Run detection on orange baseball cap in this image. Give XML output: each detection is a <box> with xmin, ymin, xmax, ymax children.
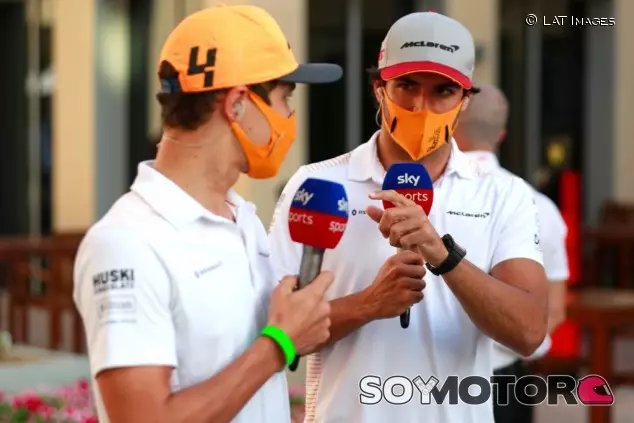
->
<box><xmin>158</xmin><ymin>5</ymin><xmax>342</xmax><ymax>93</ymax></box>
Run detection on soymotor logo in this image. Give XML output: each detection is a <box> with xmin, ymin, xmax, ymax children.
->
<box><xmin>360</xmin><ymin>374</ymin><xmax>614</xmax><ymax>406</ymax></box>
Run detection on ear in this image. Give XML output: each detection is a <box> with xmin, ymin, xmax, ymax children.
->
<box><xmin>223</xmin><ymin>85</ymin><xmax>248</xmax><ymax>122</ymax></box>
<box><xmin>461</xmin><ymin>96</ymin><xmax>470</xmax><ymax>111</ymax></box>
<box><xmin>373</xmin><ymin>81</ymin><xmax>383</xmax><ymax>101</ymax></box>
<box><xmin>498</xmin><ymin>129</ymin><xmax>507</xmax><ymax>143</ymax></box>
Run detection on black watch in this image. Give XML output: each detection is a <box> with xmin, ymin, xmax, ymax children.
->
<box><xmin>425</xmin><ymin>234</ymin><xmax>466</xmax><ymax>276</ymax></box>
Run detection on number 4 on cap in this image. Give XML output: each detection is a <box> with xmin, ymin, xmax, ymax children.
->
<box><xmin>187</xmin><ymin>46</ymin><xmax>217</xmax><ymax>88</ymax></box>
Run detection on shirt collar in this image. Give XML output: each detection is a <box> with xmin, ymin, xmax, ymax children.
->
<box><xmin>348</xmin><ymin>132</ymin><xmax>478</xmax><ymax>183</ymax></box>
<box><xmin>461</xmin><ymin>151</ymin><xmax>500</xmax><ymax>172</ymax></box>
<box><xmin>130</xmin><ymin>161</ymin><xmax>252</xmax><ymax>228</ymax></box>
<box><xmin>348</xmin><ymin>132</ymin><xmax>386</xmax><ymax>184</ymax></box>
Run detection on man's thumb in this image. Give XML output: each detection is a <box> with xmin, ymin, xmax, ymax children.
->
<box><xmin>366</xmin><ymin>205</ymin><xmax>384</xmax><ymax>223</ymax></box>
<box><xmin>304</xmin><ymin>270</ymin><xmax>334</xmax><ymax>297</ymax></box>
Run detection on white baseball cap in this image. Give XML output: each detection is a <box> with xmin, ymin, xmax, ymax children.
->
<box><xmin>377</xmin><ymin>11</ymin><xmax>475</xmax><ymax>89</ymax></box>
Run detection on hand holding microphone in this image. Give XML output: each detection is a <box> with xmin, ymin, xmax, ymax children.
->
<box><xmin>286</xmin><ymin>178</ymin><xmax>349</xmax><ymax>370</ymax></box>
<box><xmin>367</xmin><ymin>163</ymin><xmax>444</xmax><ymax>328</ymax></box>
<box><xmin>267</xmin><ymin>272</ymin><xmax>333</xmax><ymax>358</ymax></box>
<box><xmin>362</xmin><ymin>250</ymin><xmax>426</xmax><ymax>320</ymax></box>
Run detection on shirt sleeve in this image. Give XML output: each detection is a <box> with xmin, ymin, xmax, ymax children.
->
<box><xmin>491</xmin><ymin>176</ymin><xmax>544</xmax><ymax>268</ymax></box>
<box><xmin>267</xmin><ymin>168</ymin><xmax>308</xmax><ymax>282</ymax></box>
<box><xmin>535</xmin><ymin>194</ymin><xmax>570</xmax><ymax>282</ymax></box>
<box><xmin>73</xmin><ymin>227</ymin><xmax>177</xmax><ymax>377</ymax></box>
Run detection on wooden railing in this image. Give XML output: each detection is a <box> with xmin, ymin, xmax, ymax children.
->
<box><xmin>0</xmin><ymin>232</ymin><xmax>85</xmax><ymax>353</ymax></box>
<box><xmin>529</xmin><ymin>201</ymin><xmax>634</xmax><ymax>423</ymax></box>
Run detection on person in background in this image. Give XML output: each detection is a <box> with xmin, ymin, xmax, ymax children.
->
<box><xmin>453</xmin><ymin>82</ymin><xmax>569</xmax><ymax>423</ymax></box>
<box><xmin>73</xmin><ymin>5</ymin><xmax>342</xmax><ymax>423</ymax></box>
<box><xmin>269</xmin><ymin>11</ymin><xmax>548</xmax><ymax>423</ymax></box>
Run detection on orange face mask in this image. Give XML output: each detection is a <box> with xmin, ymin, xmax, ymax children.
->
<box><xmin>230</xmin><ymin>91</ymin><xmax>297</xmax><ymax>179</ymax></box>
<box><xmin>379</xmin><ymin>88</ymin><xmax>464</xmax><ymax>160</ymax></box>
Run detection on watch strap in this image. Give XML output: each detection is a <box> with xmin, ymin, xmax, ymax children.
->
<box><xmin>425</xmin><ymin>234</ymin><xmax>466</xmax><ymax>276</ymax></box>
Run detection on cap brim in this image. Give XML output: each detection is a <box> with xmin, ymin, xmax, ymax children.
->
<box><xmin>278</xmin><ymin>63</ymin><xmax>343</xmax><ymax>84</ymax></box>
<box><xmin>379</xmin><ymin>61</ymin><xmax>472</xmax><ymax>89</ymax></box>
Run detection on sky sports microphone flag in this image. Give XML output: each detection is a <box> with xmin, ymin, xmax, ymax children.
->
<box><xmin>287</xmin><ymin>177</ymin><xmax>349</xmax><ymax>371</ymax></box>
<box><xmin>382</xmin><ymin>162</ymin><xmax>434</xmax><ymax>214</ymax></box>
<box><xmin>288</xmin><ymin>178</ymin><xmax>349</xmax><ymax>252</ymax></box>
<box><xmin>382</xmin><ymin>163</ymin><xmax>434</xmax><ymax>329</ymax></box>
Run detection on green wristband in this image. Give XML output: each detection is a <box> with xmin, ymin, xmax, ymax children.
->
<box><xmin>260</xmin><ymin>325</ymin><xmax>296</xmax><ymax>367</ymax></box>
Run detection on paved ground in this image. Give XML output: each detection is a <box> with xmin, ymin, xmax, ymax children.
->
<box><xmin>0</xmin><ymin>345</ymin><xmax>90</xmax><ymax>393</ymax></box>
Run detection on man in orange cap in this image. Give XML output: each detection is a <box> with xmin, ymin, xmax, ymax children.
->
<box><xmin>73</xmin><ymin>5</ymin><xmax>342</xmax><ymax>423</ymax></box>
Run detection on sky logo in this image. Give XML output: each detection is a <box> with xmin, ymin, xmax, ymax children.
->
<box><xmin>293</xmin><ymin>188</ymin><xmax>314</xmax><ymax>206</ymax></box>
<box><xmin>397</xmin><ymin>174</ymin><xmax>420</xmax><ymax>185</ymax></box>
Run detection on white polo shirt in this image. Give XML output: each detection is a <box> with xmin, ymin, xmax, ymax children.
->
<box><xmin>463</xmin><ymin>151</ymin><xmax>569</xmax><ymax>368</ymax></box>
<box><xmin>268</xmin><ymin>133</ymin><xmax>544</xmax><ymax>423</ymax></box>
<box><xmin>73</xmin><ymin>161</ymin><xmax>290</xmax><ymax>423</ymax></box>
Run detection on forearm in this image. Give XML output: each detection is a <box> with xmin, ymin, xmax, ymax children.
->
<box><xmin>442</xmin><ymin>260</ymin><xmax>547</xmax><ymax>356</ymax></box>
<box><xmin>319</xmin><ymin>291</ymin><xmax>376</xmax><ymax>348</ymax></box>
<box><xmin>164</xmin><ymin>337</ymin><xmax>285</xmax><ymax>423</ymax></box>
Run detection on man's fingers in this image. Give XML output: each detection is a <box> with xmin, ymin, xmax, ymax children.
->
<box><xmin>370</xmin><ymin>190</ymin><xmax>417</xmax><ymax>207</ymax></box>
<box><xmin>369</xmin><ymin>190</ymin><xmax>410</xmax><ymax>206</ymax></box>
<box><xmin>369</xmin><ymin>190</ymin><xmax>416</xmax><ymax>207</ymax></box>
<box><xmin>393</xmin><ymin>250</ymin><xmax>424</xmax><ymax>266</ymax></box>
<box><xmin>378</xmin><ymin>208</ymin><xmax>407</xmax><ymax>237</ymax></box>
<box><xmin>302</xmin><ymin>270</ymin><xmax>334</xmax><ymax>298</ymax></box>
<box><xmin>379</xmin><ymin>207</ymin><xmax>426</xmax><ymax>237</ymax></box>
<box><xmin>403</xmin><ymin>277</ymin><xmax>426</xmax><ymax>291</ymax></box>
<box><xmin>366</xmin><ymin>205</ymin><xmax>384</xmax><ymax>224</ymax></box>
<box><xmin>409</xmin><ymin>290</ymin><xmax>424</xmax><ymax>304</ymax></box>
<box><xmin>400</xmin><ymin>232</ymin><xmax>426</xmax><ymax>250</ymax></box>
<box><xmin>388</xmin><ymin>219</ymin><xmax>420</xmax><ymax>247</ymax></box>
<box><xmin>385</xmin><ymin>206</ymin><xmax>425</xmax><ymax>219</ymax></box>
<box><xmin>398</xmin><ymin>264</ymin><xmax>427</xmax><ymax>279</ymax></box>
<box><xmin>278</xmin><ymin>275</ymin><xmax>299</xmax><ymax>294</ymax></box>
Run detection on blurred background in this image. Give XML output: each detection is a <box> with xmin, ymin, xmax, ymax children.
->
<box><xmin>0</xmin><ymin>0</ymin><xmax>633</xmax><ymax>422</ymax></box>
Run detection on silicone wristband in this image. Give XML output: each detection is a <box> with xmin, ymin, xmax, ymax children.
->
<box><xmin>260</xmin><ymin>325</ymin><xmax>296</xmax><ymax>367</ymax></box>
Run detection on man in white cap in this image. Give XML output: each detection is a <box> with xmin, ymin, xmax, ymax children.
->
<box><xmin>454</xmin><ymin>82</ymin><xmax>569</xmax><ymax>423</ymax></box>
<box><xmin>269</xmin><ymin>11</ymin><xmax>548</xmax><ymax>423</ymax></box>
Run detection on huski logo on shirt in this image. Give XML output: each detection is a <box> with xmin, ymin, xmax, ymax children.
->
<box><xmin>397</xmin><ymin>174</ymin><xmax>420</xmax><ymax>185</ymax></box>
<box><xmin>93</xmin><ymin>269</ymin><xmax>135</xmax><ymax>294</ymax></box>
